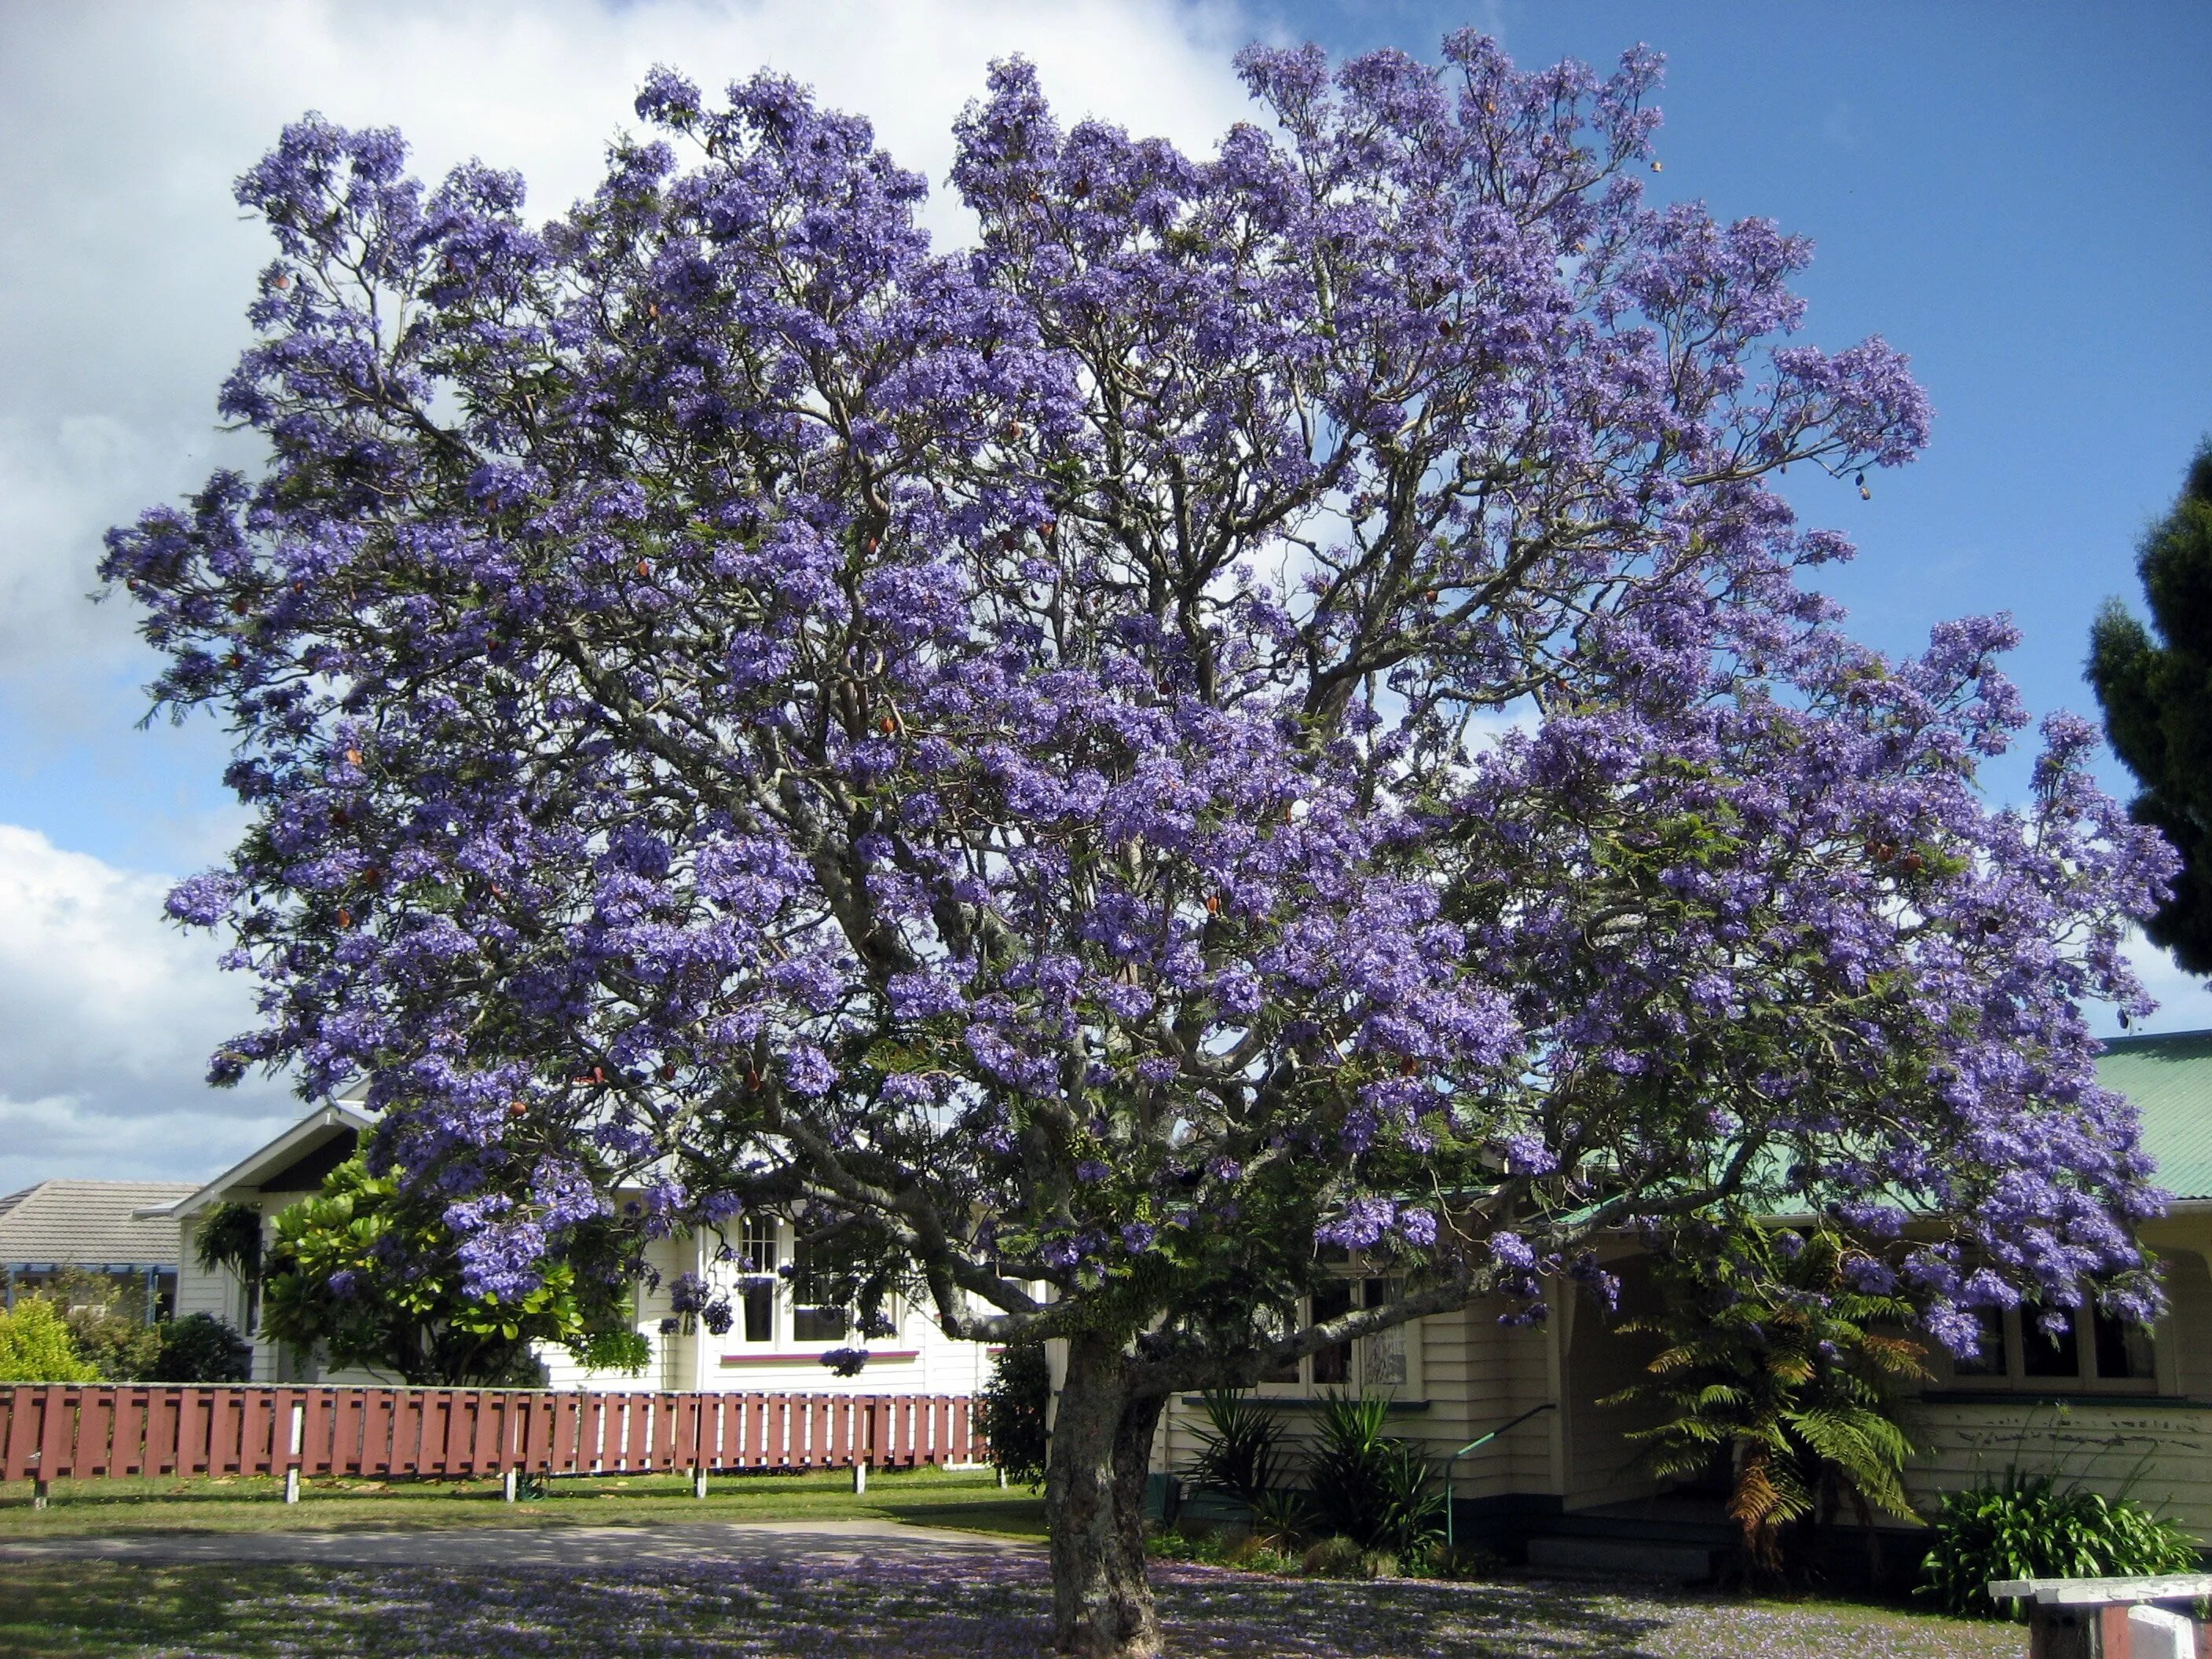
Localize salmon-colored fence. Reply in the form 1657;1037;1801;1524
1;1386;981;1489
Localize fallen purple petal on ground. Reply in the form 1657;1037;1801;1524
16;1555;2023;1659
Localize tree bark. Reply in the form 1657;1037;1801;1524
1046;1334;1166;1657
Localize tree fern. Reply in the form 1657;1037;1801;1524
1605;1218;1927;1581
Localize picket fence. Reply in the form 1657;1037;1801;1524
1;1385;983;1500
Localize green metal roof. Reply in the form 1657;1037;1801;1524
2098;1031;2212;1202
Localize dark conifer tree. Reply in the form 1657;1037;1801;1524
2090;440;2212;974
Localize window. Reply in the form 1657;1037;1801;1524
741;1217;780;1275
742;1280;775;1343
2093;1309;2156;1381
790;1237;850;1345
739;1218;779;1344
1257;1303;1299;1384
2021;1311;2080;1379
1939;1305;2156;1395
1951;1306;2008;1377
1258;1276;1417;1396
1361;1279;1408;1387
1310;1280;1354;1386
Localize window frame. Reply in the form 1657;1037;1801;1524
721;1218;898;1352
1253;1273;1423;1399
1934;1304;2159;1397
733;1217;782;1346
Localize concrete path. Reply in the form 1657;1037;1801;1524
0;1518;1039;1570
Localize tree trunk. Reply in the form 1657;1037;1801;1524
1046;1334;1165;1658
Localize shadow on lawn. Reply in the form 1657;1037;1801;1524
0;1558;2015;1659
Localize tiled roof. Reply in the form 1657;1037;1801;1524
0;1181;200;1268
2098;1031;2212;1202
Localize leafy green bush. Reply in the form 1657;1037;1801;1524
146;1313;253;1383
1303;1391;1445;1556
1221;1535;1298;1574
1188;1390;1286;1507
1918;1473;2202;1618
976;1339;1050;1488
1145;1525;1229;1564
1300;1534;1397;1579
260;1157;643;1386
42;1269;162;1380
0;1297;97;1382
64;1307;162;1381
1250;1488;1315;1548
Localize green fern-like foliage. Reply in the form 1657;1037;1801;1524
1606;1218;1926;1578
194;1203;265;1280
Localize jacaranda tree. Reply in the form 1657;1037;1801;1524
108;34;2174;1656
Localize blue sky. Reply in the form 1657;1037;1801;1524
1263;0;2212;802
0;0;2205;1185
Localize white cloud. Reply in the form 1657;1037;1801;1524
0;0;1257;692
0;825;297;1191
0;0;1259;1182
2104;927;2212;1040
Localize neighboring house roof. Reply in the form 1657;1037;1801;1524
0;1181;200;1269
2098;1030;2212;1203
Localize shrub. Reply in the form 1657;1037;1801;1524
1304;1391;1445;1556
1606;1220;1924;1581
1221;1535;1298;1574
0;1297;97;1382
976;1339;1050;1488
1419;1540;1504;1580
64;1307;163;1381
1919;1473;2203;1618
1250;1489;1315;1548
1188;1390;1286;1507
42;1269;162;1380
1300;1534;1396;1579
260;1157;645;1386
1146;1525;1229;1564
147;1313;254;1383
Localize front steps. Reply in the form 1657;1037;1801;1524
1525;1534;1719;1582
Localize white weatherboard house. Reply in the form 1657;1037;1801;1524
152;1099;991;1397
1152;1031;2212;1583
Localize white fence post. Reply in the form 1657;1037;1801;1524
283;1401;305;1503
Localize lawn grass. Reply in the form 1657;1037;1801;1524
0;1463;1046;1541
0;1470;2019;1655
0;1556;2022;1658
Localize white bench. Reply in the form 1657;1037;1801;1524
1987;1575;2212;1659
